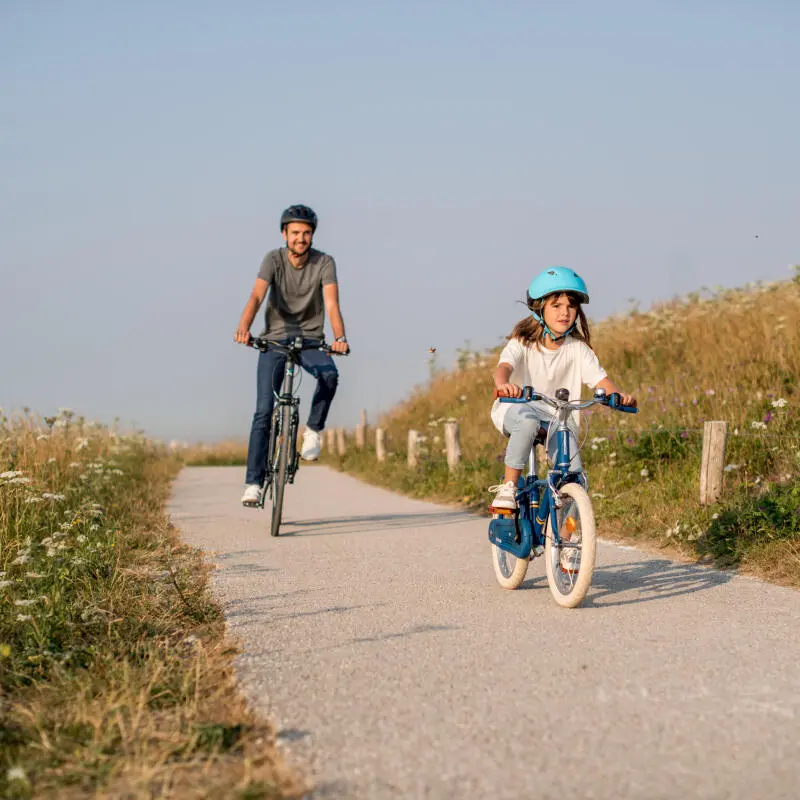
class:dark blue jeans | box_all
[245,340,339,485]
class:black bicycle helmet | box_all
[280,204,318,231]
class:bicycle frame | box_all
[253,336,308,508]
[488,386,636,559]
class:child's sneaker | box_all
[488,481,517,511]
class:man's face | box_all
[283,222,314,256]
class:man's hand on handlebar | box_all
[330,340,350,355]
[234,328,251,345]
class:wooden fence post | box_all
[326,429,336,452]
[355,409,367,449]
[336,428,346,457]
[407,430,420,468]
[444,419,461,472]
[700,421,728,505]
[375,428,386,463]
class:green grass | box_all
[0,410,306,799]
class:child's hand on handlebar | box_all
[618,393,637,407]
[496,383,523,398]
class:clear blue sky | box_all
[2,1,798,440]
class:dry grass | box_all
[178,439,249,467]
[323,275,800,585]
[0,410,307,799]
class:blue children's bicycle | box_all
[488,386,638,608]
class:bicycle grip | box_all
[607,392,639,414]
[494,386,536,402]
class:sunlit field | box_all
[323,275,800,586]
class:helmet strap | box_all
[532,311,575,343]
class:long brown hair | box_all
[509,292,593,350]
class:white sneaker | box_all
[241,484,262,506]
[301,429,321,461]
[488,481,517,510]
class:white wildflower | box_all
[7,766,28,783]
[48,457,57,463]
[25,572,45,579]
[14,599,38,607]
[0,580,14,589]
[0,471,23,479]
[712,513,719,520]
[609,452,617,459]
[640,468,649,478]
[750,421,767,430]
[7,477,31,485]
[15,615,32,623]
[772,398,788,408]
[69,462,81,468]
[460,395,467,401]
[76,534,87,543]
[42,493,66,501]
[37,434,49,441]
[24,497,44,504]
[11,554,29,565]
[591,493,606,499]
[705,389,716,396]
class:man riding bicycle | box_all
[234,204,350,506]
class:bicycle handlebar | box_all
[247,336,349,356]
[495,386,638,414]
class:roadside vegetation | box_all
[322,273,800,587]
[0,409,305,799]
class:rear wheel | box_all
[270,405,293,537]
[544,483,596,608]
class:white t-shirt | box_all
[491,336,607,435]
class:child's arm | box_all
[596,377,637,407]
[494,363,522,398]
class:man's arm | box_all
[323,283,349,353]
[235,278,269,344]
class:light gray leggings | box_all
[502,403,584,473]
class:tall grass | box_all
[0,409,305,799]
[324,276,800,585]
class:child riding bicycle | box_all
[490,267,636,511]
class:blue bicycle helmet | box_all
[527,267,589,342]
[280,204,318,231]
[527,266,589,304]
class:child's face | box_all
[542,293,578,337]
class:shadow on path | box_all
[586,558,732,607]
[279,509,475,537]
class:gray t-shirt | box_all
[257,247,337,338]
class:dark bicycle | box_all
[247,336,346,537]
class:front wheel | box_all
[270,405,293,537]
[491,541,529,589]
[544,483,596,608]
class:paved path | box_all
[169,466,800,800]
